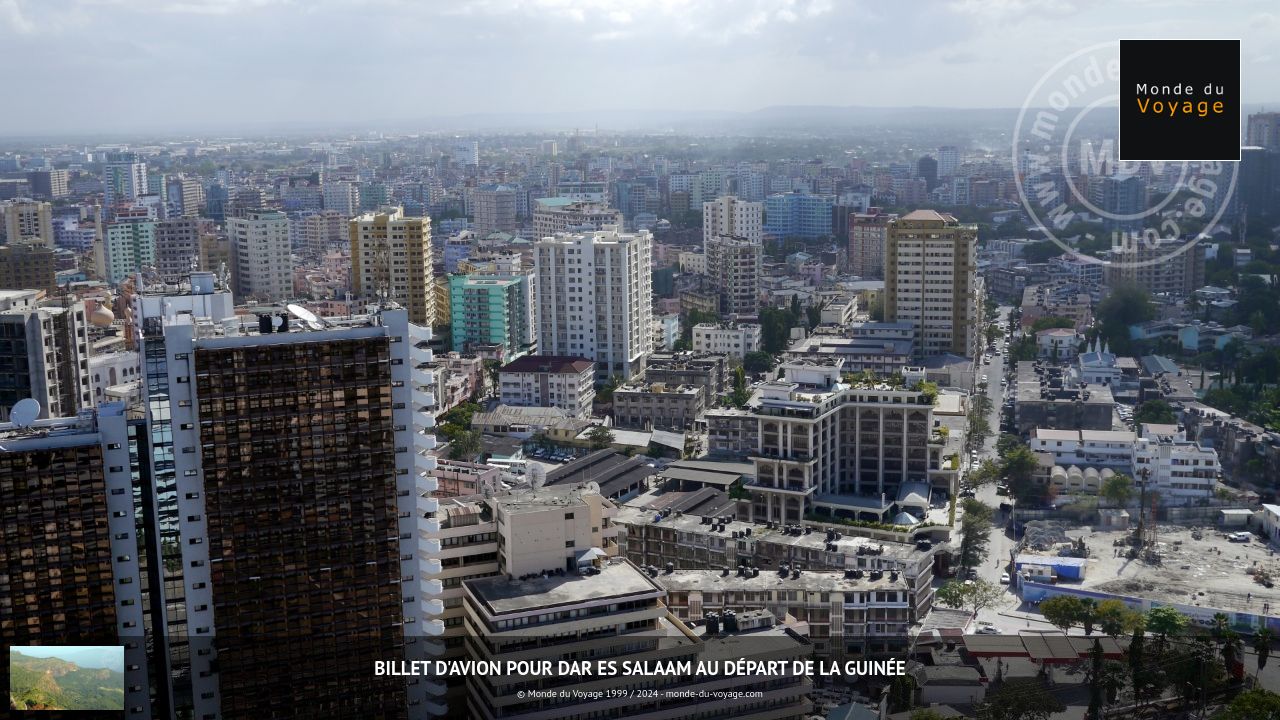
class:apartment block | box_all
[532,198,623,238]
[350,206,435,326]
[1103,237,1206,298]
[692,323,760,359]
[471,184,518,236]
[448,273,534,361]
[1,198,53,246]
[534,227,653,382]
[498,354,595,418]
[705,235,762,318]
[228,209,291,302]
[884,210,980,358]
[0,243,57,292]
[613,382,706,431]
[0,298,91,420]
[703,195,763,246]
[153,216,201,283]
[848,208,895,279]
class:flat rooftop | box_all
[466,560,663,616]
[658,569,907,594]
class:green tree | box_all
[958,498,993,570]
[1040,595,1085,633]
[1030,316,1075,332]
[868,295,885,322]
[1096,282,1155,354]
[1217,688,1280,720]
[1146,606,1190,648]
[596,375,622,404]
[586,425,615,450]
[1100,473,1135,508]
[1086,639,1105,720]
[743,351,774,374]
[728,366,751,408]
[936,579,1004,616]
[1254,627,1274,679]
[996,433,1023,457]
[1002,445,1044,505]
[448,430,482,460]
[976,678,1066,720]
[1094,599,1142,638]
[1133,399,1177,426]
[968,459,1001,488]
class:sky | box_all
[1,0,1279,135]
[11,645,125,672]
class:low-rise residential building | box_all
[645,351,729,398]
[1013,361,1115,435]
[614,383,706,431]
[498,355,595,418]
[1036,327,1081,360]
[705,407,760,457]
[1020,283,1094,332]
[1030,429,1136,471]
[691,322,761,359]
[1133,423,1221,499]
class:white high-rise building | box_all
[102,153,148,219]
[227,209,291,302]
[535,227,653,382]
[702,195,763,248]
[323,181,359,217]
[937,146,960,179]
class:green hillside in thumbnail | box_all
[9,649,124,711]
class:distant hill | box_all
[8,650,124,711]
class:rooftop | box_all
[499,355,593,375]
[657,568,907,594]
[465,559,664,616]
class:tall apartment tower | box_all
[471,184,518,236]
[885,210,980,358]
[1,198,54,246]
[849,208,896,279]
[0,243,57,292]
[103,152,148,219]
[323,181,360,217]
[535,227,653,382]
[154,216,201,283]
[702,195,763,247]
[26,168,70,199]
[0,402,151,718]
[227,209,292,302]
[165,175,205,218]
[937,146,959,179]
[705,235,762,318]
[104,220,157,284]
[1103,238,1206,298]
[0,295,92,420]
[350,206,436,326]
[131,278,445,719]
[1247,111,1280,150]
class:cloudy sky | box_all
[1,0,1278,135]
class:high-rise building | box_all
[130,279,443,718]
[153,217,201,283]
[1090,174,1145,232]
[1,198,53,246]
[453,140,479,167]
[0,295,91,419]
[849,207,896,280]
[916,155,939,191]
[885,209,980,358]
[764,192,834,239]
[298,209,347,256]
[164,174,205,218]
[104,220,157,285]
[103,152,148,219]
[26,168,69,199]
[350,207,436,326]
[1103,237,1205,298]
[937,146,959,178]
[705,235,762,318]
[535,227,653,382]
[0,243,57,292]
[702,195,763,247]
[531,198,623,238]
[0,402,151,718]
[471,184,518,236]
[228,209,292,302]
[447,273,535,361]
[497,355,596,418]
[1247,111,1280,150]
[323,181,360,217]
[1239,146,1280,221]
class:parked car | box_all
[1000,572,1011,584]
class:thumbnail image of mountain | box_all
[9,647,125,711]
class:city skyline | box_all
[3,0,1280,135]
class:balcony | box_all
[412,366,435,386]
[422,538,442,555]
[424,699,448,716]
[422,558,443,575]
[420,475,439,493]
[423,598,445,616]
[421,641,445,657]
[418,495,439,514]
[421,517,441,534]
[424,619,446,636]
[408,324,432,344]
[415,431,437,451]
[411,347,434,365]
[420,577,443,595]
[418,456,438,472]
[412,389,436,408]
[416,412,435,429]
[421,679,447,697]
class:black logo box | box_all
[1119,39,1241,162]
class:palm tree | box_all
[1254,627,1275,680]
[1222,630,1244,683]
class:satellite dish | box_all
[583,481,600,495]
[271,314,285,329]
[9,398,40,429]
[287,303,327,330]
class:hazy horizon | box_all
[11,646,125,673]
[2,0,1279,135]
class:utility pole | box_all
[1135,467,1150,548]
